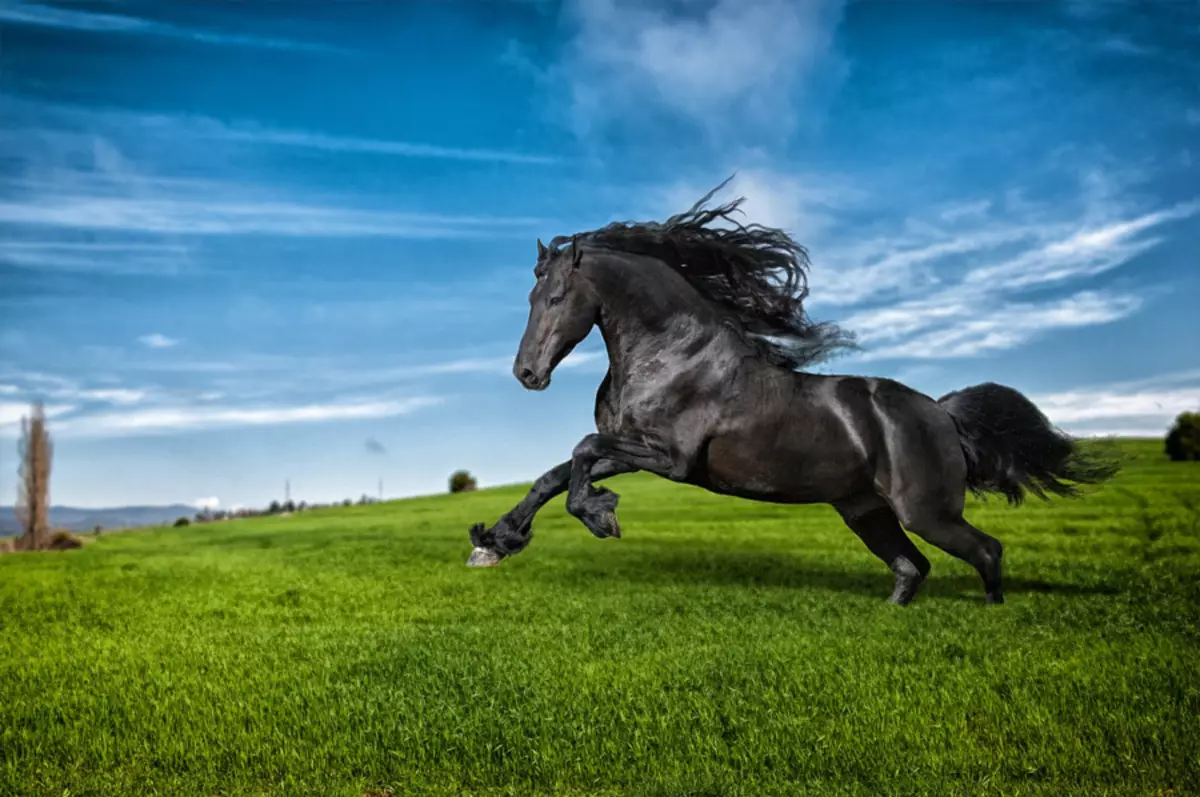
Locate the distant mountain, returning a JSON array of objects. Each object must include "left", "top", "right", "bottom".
[{"left": 0, "top": 505, "right": 197, "bottom": 536}]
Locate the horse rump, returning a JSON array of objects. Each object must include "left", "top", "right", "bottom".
[{"left": 937, "top": 382, "right": 1119, "bottom": 505}]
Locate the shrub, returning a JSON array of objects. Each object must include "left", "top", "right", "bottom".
[
  {"left": 449, "top": 470, "right": 478, "bottom": 494},
  {"left": 1165, "top": 411, "right": 1200, "bottom": 462},
  {"left": 174, "top": 517, "right": 191, "bottom": 527},
  {"left": 47, "top": 530, "right": 82, "bottom": 550}
]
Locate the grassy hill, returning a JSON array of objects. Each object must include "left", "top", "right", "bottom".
[{"left": 1, "top": 439, "right": 1197, "bottom": 797}]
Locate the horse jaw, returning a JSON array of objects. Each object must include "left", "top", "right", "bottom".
[{"left": 466, "top": 546, "right": 505, "bottom": 567}]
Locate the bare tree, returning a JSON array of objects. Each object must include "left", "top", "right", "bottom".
[{"left": 15, "top": 402, "right": 52, "bottom": 551}]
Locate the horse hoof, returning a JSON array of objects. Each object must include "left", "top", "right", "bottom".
[
  {"left": 466, "top": 547, "right": 504, "bottom": 567},
  {"left": 594, "top": 509, "right": 621, "bottom": 539}
]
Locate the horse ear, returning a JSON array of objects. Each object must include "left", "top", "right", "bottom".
[
  {"left": 569, "top": 237, "right": 584, "bottom": 268},
  {"left": 537, "top": 238, "right": 548, "bottom": 260}
]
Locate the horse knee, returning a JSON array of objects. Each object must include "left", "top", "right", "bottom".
[{"left": 571, "top": 434, "right": 603, "bottom": 461}]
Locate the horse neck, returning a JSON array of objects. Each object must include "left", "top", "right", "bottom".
[{"left": 583, "top": 250, "right": 724, "bottom": 370}]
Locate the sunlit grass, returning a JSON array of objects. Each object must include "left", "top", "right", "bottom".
[{"left": 1, "top": 439, "right": 1197, "bottom": 796}]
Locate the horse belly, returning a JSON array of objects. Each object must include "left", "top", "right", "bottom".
[{"left": 695, "top": 418, "right": 870, "bottom": 504}]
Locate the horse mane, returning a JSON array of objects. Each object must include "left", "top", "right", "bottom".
[{"left": 550, "top": 175, "right": 856, "bottom": 370}]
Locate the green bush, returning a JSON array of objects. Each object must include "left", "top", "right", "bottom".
[
  {"left": 448, "top": 470, "right": 477, "bottom": 494},
  {"left": 1165, "top": 411, "right": 1200, "bottom": 462},
  {"left": 173, "top": 517, "right": 190, "bottom": 527}
]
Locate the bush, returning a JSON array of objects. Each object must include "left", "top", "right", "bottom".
[
  {"left": 449, "top": 470, "right": 478, "bottom": 494},
  {"left": 174, "top": 517, "right": 190, "bottom": 527},
  {"left": 47, "top": 530, "right": 82, "bottom": 550},
  {"left": 1165, "top": 411, "right": 1200, "bottom": 462}
]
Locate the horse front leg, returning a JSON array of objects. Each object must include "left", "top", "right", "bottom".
[
  {"left": 466, "top": 458, "right": 634, "bottom": 566},
  {"left": 565, "top": 433, "right": 677, "bottom": 539}
]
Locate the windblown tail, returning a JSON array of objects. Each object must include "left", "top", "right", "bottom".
[{"left": 938, "top": 382, "right": 1120, "bottom": 505}]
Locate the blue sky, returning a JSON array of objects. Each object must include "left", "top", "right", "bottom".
[{"left": 1, "top": 0, "right": 1198, "bottom": 509}]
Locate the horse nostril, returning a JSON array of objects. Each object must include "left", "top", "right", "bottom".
[{"left": 519, "top": 368, "right": 536, "bottom": 384}]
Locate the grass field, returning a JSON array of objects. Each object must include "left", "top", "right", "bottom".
[{"left": 1, "top": 438, "right": 1198, "bottom": 796}]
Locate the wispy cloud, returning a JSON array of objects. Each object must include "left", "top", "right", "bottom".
[
  {"left": 557, "top": 0, "right": 845, "bottom": 139},
  {"left": 0, "top": 1, "right": 345, "bottom": 54},
  {"left": 138, "top": 333, "right": 179, "bottom": 349},
  {"left": 962, "top": 200, "right": 1200, "bottom": 291},
  {"left": 0, "top": 372, "right": 150, "bottom": 407},
  {"left": 795, "top": 175, "right": 1199, "bottom": 361},
  {"left": 1031, "top": 369, "right": 1200, "bottom": 437},
  {"left": 660, "top": 169, "right": 863, "bottom": 243},
  {"left": 192, "top": 496, "right": 220, "bottom": 510},
  {"left": 42, "top": 396, "right": 442, "bottom": 439},
  {"left": 1, "top": 107, "right": 553, "bottom": 246},
  {"left": 0, "top": 401, "right": 76, "bottom": 427},
  {"left": 210, "top": 124, "right": 559, "bottom": 165},
  {"left": 0, "top": 240, "right": 192, "bottom": 275},
  {"left": 850, "top": 291, "right": 1143, "bottom": 360},
  {"left": 5, "top": 97, "right": 559, "bottom": 167},
  {"left": 0, "top": 190, "right": 547, "bottom": 238},
  {"left": 650, "top": 167, "right": 1195, "bottom": 364}
]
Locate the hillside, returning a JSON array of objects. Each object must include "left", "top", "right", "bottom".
[
  {"left": 0, "top": 504, "right": 196, "bottom": 536},
  {"left": 1, "top": 439, "right": 1197, "bottom": 796}
]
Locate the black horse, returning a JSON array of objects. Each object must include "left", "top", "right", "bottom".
[{"left": 467, "top": 179, "right": 1117, "bottom": 604}]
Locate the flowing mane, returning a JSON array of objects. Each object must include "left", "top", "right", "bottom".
[{"left": 551, "top": 176, "right": 856, "bottom": 369}]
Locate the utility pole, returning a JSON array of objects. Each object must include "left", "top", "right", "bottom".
[
  {"left": 378, "top": 478, "right": 383, "bottom": 502},
  {"left": 285, "top": 479, "right": 290, "bottom": 504}
]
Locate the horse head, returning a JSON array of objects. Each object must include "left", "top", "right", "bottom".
[{"left": 513, "top": 236, "right": 597, "bottom": 391}]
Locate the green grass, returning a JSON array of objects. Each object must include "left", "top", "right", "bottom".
[{"left": 1, "top": 439, "right": 1198, "bottom": 797}]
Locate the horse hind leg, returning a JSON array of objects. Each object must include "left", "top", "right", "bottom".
[
  {"left": 900, "top": 510, "right": 1004, "bottom": 604},
  {"left": 834, "top": 499, "right": 931, "bottom": 605}
]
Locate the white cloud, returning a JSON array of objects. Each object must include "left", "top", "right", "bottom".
[
  {"left": 71, "top": 388, "right": 147, "bottom": 406},
  {"left": 559, "top": 0, "right": 845, "bottom": 138},
  {"left": 669, "top": 166, "right": 1199, "bottom": 362},
  {"left": 0, "top": 401, "right": 76, "bottom": 428},
  {"left": 1031, "top": 369, "right": 1200, "bottom": 437},
  {"left": 834, "top": 195, "right": 1193, "bottom": 361},
  {"left": 0, "top": 1, "right": 344, "bottom": 54},
  {"left": 0, "top": 124, "right": 548, "bottom": 241},
  {"left": 0, "top": 192, "right": 545, "bottom": 238},
  {"left": 139, "top": 333, "right": 179, "bottom": 349},
  {"left": 938, "top": 199, "right": 992, "bottom": 222},
  {"left": 963, "top": 200, "right": 1200, "bottom": 291},
  {"left": 852, "top": 291, "right": 1142, "bottom": 360},
  {"left": 210, "top": 124, "right": 558, "bottom": 165},
  {"left": 0, "top": 241, "right": 191, "bottom": 275},
  {"left": 192, "top": 497, "right": 220, "bottom": 511},
  {"left": 0, "top": 372, "right": 149, "bottom": 407},
  {"left": 49, "top": 396, "right": 442, "bottom": 438},
  {"left": 661, "top": 169, "right": 862, "bottom": 243}
]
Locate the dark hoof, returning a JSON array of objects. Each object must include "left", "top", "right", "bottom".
[
  {"left": 591, "top": 508, "right": 621, "bottom": 539},
  {"left": 580, "top": 488, "right": 621, "bottom": 539},
  {"left": 887, "top": 558, "right": 926, "bottom": 605},
  {"left": 985, "top": 591, "right": 1005, "bottom": 605}
]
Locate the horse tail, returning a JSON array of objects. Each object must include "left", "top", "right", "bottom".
[{"left": 937, "top": 382, "right": 1120, "bottom": 505}]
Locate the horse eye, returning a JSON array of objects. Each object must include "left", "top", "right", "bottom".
[{"left": 548, "top": 295, "right": 564, "bottom": 307}]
